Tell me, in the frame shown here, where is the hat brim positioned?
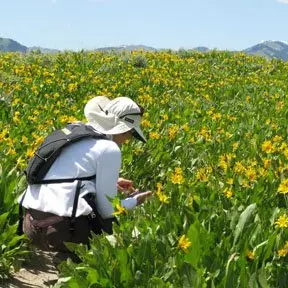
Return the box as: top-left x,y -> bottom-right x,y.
132,126 -> 147,143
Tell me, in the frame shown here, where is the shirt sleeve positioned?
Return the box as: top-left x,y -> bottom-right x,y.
95,142 -> 121,219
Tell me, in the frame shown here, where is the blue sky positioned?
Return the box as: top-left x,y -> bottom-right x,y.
1,0 -> 288,51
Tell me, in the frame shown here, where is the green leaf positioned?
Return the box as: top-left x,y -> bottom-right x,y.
248,273 -> 258,288
233,203 -> 257,246
184,221 -> 200,267
0,212 -> 9,232
257,268 -> 269,288
262,232 -> 277,261
117,249 -> 132,284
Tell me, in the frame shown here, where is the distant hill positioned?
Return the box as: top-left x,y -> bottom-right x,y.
243,41 -> 288,61
1,37 -> 288,61
94,45 -> 157,52
193,46 -> 210,53
28,46 -> 60,53
0,37 -> 59,54
0,37 -> 27,52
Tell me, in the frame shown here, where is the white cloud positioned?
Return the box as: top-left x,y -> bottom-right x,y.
277,0 -> 288,4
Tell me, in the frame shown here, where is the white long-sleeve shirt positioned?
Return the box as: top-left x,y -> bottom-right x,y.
19,136 -> 136,219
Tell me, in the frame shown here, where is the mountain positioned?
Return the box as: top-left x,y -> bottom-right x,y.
28,46 -> 60,53
0,37 -> 59,54
1,37 -> 288,61
94,44 -> 157,52
243,41 -> 288,61
193,46 -> 210,53
0,37 -> 27,52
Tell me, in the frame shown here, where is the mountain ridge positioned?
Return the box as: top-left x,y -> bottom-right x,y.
1,37 -> 288,61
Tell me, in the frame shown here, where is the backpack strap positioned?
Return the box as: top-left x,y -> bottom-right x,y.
17,190 -> 27,235
69,180 -> 83,233
33,174 -> 96,184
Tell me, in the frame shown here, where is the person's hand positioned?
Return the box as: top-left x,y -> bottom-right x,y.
133,191 -> 152,205
117,177 -> 136,194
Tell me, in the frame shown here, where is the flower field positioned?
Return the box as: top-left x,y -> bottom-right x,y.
0,49 -> 288,287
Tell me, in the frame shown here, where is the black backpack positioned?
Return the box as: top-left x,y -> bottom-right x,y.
25,122 -> 105,184
18,122 -> 107,235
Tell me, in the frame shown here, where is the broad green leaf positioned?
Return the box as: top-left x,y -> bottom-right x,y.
184,221 -> 200,267
0,212 -> 9,232
117,249 -> 132,284
233,203 -> 257,246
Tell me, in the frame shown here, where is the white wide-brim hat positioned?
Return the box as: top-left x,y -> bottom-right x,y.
84,96 -> 146,142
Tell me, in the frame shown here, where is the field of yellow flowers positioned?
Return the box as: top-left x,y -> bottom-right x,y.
0,49 -> 288,287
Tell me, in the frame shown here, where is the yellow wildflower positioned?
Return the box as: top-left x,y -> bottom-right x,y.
246,167 -> 257,182
190,137 -> 195,144
196,168 -> 209,182
171,168 -> 184,184
141,119 -> 152,128
0,128 -> 8,141
219,155 -> 229,173
157,191 -> 169,204
211,112 -> 222,121
225,132 -> 232,138
278,179 -> 288,194
21,136 -> 29,145
171,173 -> 184,185
226,178 -> 234,185
149,132 -> 160,140
178,235 -> 191,253
234,161 -> 246,174
161,114 -> 168,121
26,148 -> 36,159
273,135 -> 282,143
168,125 -> 178,140
223,188 -> 233,199
258,168 -> 267,178
156,182 -> 163,191
263,158 -> 271,169
232,142 -> 239,152
278,248 -> 287,257
113,204 -> 127,216
156,183 -> 169,203
262,141 -> 275,154
13,111 -> 20,123
7,147 -> 16,155
247,251 -> 255,260
274,214 -> 288,228
284,148 -> 288,160
175,167 -> 183,175
182,123 -> 189,132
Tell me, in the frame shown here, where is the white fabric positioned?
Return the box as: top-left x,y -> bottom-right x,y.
19,135 -> 137,219
84,96 -> 146,142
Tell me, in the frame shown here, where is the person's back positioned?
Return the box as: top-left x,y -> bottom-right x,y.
19,95 -> 152,262
22,135 -> 121,218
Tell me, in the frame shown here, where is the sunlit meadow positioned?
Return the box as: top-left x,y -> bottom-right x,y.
0,49 -> 287,287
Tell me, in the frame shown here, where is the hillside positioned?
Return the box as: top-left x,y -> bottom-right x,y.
0,37 -> 27,52
1,37 -> 288,61
0,38 -> 59,54
1,49 -> 288,287
243,40 -> 288,60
